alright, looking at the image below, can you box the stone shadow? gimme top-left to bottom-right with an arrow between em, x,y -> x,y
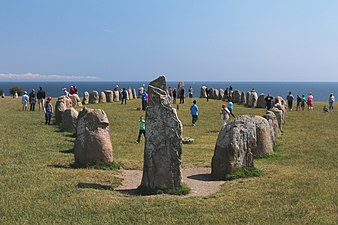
77,182 -> 113,191
187,173 -> 215,181
59,148 -> 74,154
47,164 -> 73,169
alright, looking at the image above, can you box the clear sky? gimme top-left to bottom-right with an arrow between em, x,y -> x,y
1,0 -> 338,81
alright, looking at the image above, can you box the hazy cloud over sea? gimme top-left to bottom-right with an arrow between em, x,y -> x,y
0,73 -> 99,81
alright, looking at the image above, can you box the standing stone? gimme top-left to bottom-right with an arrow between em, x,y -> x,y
208,88 -> 215,99
211,115 -> 255,180
263,110 -> 281,140
141,75 -> 183,189
229,90 -> 234,101
219,89 -> 225,100
252,115 -> 273,157
240,92 -> 246,105
82,91 -> 89,105
213,89 -> 219,99
248,90 -> 258,108
177,81 -> 185,98
99,92 -> 106,103
105,90 -> 114,103
133,89 -> 137,99
245,91 -> 250,106
89,91 -> 99,104
113,91 -> 119,102
74,107 -> 113,166
200,86 -> 207,98
55,98 -> 67,125
256,93 -> 266,108
62,108 -> 79,133
270,109 -> 283,130
233,90 -> 241,103
69,94 -> 81,107
128,88 -> 133,100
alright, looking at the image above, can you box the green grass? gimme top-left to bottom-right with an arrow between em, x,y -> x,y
73,161 -> 122,170
0,96 -> 337,224
137,183 -> 191,196
224,167 -> 263,181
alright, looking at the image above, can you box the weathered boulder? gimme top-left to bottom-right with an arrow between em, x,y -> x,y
200,86 -> 207,98
82,91 -> 89,105
89,91 -> 99,104
263,110 -> 281,140
252,115 -> 273,157
74,107 -> 113,166
274,96 -> 285,106
69,94 -> 81,107
240,91 -> 246,105
132,89 -> 137,99
248,91 -> 258,108
211,115 -> 255,180
208,88 -> 215,99
62,108 -> 78,133
177,81 -> 185,98
128,88 -> 133,100
99,92 -> 106,103
141,75 -> 183,189
213,89 -> 219,99
233,90 -> 241,103
113,91 -> 119,102
105,90 -> 114,103
256,93 -> 266,108
245,91 -> 250,106
270,109 -> 283,130
219,89 -> 224,100
229,90 -> 234,101
55,99 -> 67,125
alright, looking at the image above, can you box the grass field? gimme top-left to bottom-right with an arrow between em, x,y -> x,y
0,96 -> 337,224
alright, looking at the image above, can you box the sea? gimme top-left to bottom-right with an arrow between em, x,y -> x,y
0,81 -> 337,101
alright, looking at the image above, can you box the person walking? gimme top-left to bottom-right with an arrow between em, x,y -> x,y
172,88 -> 177,104
29,89 -> 37,111
22,91 -> 29,111
136,115 -> 146,143
37,86 -> 46,111
227,100 -> 234,114
307,92 -> 314,111
220,103 -> 235,126
141,90 -> 147,110
301,95 -> 306,111
264,93 -> 274,110
296,95 -> 301,111
121,88 -> 127,104
188,86 -> 193,98
190,100 -> 198,126
44,96 -> 53,125
286,92 -> 294,111
179,87 -> 185,104
329,93 -> 335,110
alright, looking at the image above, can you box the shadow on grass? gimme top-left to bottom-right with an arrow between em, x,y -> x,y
77,182 -> 113,191
114,188 -> 140,196
48,164 -> 72,169
187,173 -> 215,181
59,148 -> 74,154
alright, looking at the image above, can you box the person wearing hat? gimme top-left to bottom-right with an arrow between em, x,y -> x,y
114,85 -> 119,92
220,103 -> 235,126
22,91 -> 29,111
44,96 -> 53,125
63,88 -> 69,96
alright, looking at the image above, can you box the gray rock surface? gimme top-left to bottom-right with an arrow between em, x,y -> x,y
74,107 -> 113,166
132,89 -> 137,99
69,94 -> 81,107
240,91 -> 246,105
128,88 -> 133,100
232,90 -> 241,103
252,115 -> 273,157
270,108 -> 283,130
62,107 -> 78,133
256,93 -> 266,108
200,86 -> 207,98
55,97 -> 67,125
219,89 -> 224,100
213,89 -> 219,99
263,110 -> 281,140
141,75 -> 183,189
245,91 -> 250,106
82,91 -> 89,105
113,91 -> 119,102
248,91 -> 258,108
89,91 -> 99,104
211,115 -> 255,180
99,92 -> 106,103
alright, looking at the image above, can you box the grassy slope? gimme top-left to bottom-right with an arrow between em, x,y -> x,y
0,97 -> 336,224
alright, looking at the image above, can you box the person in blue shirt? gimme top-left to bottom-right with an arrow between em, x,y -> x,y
190,100 -> 199,126
141,91 -> 147,110
227,100 -> 234,114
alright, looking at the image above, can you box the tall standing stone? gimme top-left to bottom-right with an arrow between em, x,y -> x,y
248,90 -> 258,108
105,90 -> 114,103
74,107 -> 113,166
263,110 -> 281,139
132,89 -> 137,99
89,91 -> 99,104
55,98 -> 67,125
219,89 -> 225,100
128,88 -> 133,100
256,93 -> 266,108
69,94 -> 81,107
240,91 -> 246,105
245,91 -> 250,106
200,86 -> 207,98
113,91 -> 119,102
62,108 -> 79,133
82,91 -> 89,105
213,89 -> 219,99
233,90 -> 241,103
99,92 -> 107,103
252,115 -> 273,157
141,75 -> 183,189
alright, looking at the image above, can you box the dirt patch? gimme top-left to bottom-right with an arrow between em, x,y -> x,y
114,167 -> 225,197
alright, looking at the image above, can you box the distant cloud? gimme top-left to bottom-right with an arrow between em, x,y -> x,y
0,73 -> 99,81
103,29 -> 112,33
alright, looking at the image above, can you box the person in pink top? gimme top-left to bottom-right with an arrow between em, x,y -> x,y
307,92 -> 314,110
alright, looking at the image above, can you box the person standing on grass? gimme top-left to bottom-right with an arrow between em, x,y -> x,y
188,86 -> 193,98
22,91 -> 29,111
44,96 -> 53,125
190,100 -> 199,126
301,95 -> 306,111
141,90 -> 147,110
179,87 -> 185,104
264,93 -> 274,110
227,100 -> 234,114
121,88 -> 127,104
296,95 -> 301,111
220,104 -> 235,126
136,115 -> 145,143
329,93 -> 335,110
29,89 -> 36,111
37,86 -> 46,111
286,92 -> 294,111
172,88 -> 177,104
307,92 -> 314,111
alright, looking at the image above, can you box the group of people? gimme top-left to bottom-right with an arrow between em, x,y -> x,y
168,86 -> 194,105
63,85 -> 78,96
285,92 -> 315,111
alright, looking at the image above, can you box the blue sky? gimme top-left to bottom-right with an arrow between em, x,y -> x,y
1,0 -> 338,81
